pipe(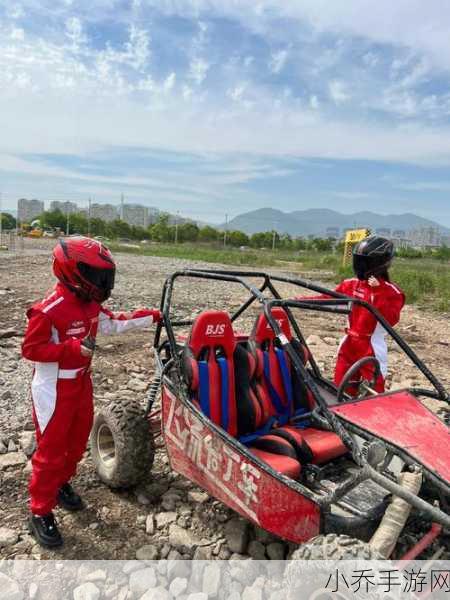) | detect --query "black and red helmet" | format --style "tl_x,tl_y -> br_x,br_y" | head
52,236 -> 115,302
353,235 -> 394,280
